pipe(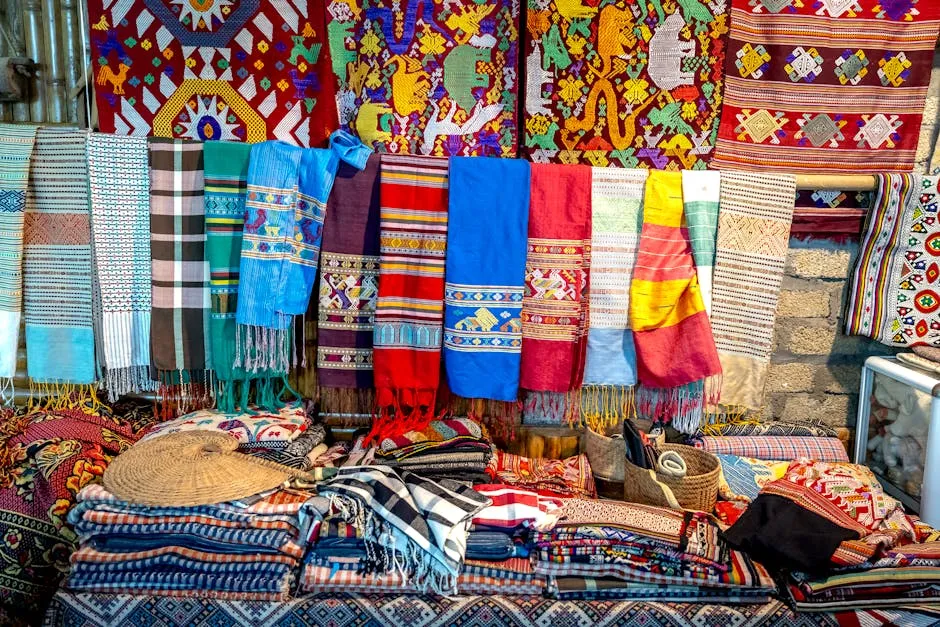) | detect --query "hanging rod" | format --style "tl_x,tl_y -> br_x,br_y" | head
794,173 -> 877,192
